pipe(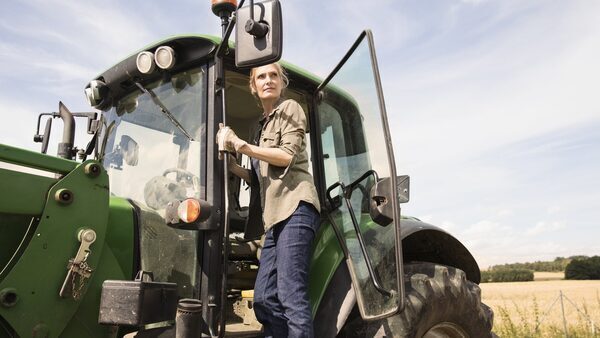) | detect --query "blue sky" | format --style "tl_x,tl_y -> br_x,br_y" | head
1,0 -> 598,267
